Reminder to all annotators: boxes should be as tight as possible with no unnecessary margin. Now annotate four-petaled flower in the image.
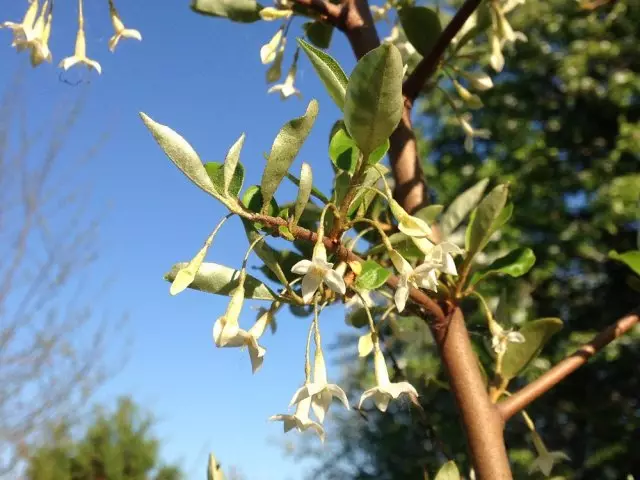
[291,243,346,304]
[490,321,525,355]
[459,114,491,152]
[269,394,325,442]
[390,250,438,312]
[423,241,464,276]
[59,0,102,74]
[212,285,267,373]
[529,431,570,477]
[260,28,283,64]
[289,345,349,422]
[358,343,418,412]
[1,0,39,46]
[107,0,142,53]
[268,50,301,100]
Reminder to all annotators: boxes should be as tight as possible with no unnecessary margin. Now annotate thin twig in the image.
[498,308,640,421]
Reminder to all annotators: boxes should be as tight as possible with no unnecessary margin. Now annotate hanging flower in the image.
[388,198,432,238]
[107,0,142,53]
[269,394,325,442]
[291,243,346,303]
[59,0,101,74]
[459,70,494,91]
[358,342,418,412]
[260,28,283,64]
[268,49,301,100]
[423,241,464,276]
[1,0,39,46]
[459,114,491,152]
[266,37,286,83]
[452,78,484,109]
[529,431,570,476]
[389,250,438,312]
[489,321,525,355]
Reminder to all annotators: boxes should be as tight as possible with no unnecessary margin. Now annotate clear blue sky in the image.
[0,2,391,478]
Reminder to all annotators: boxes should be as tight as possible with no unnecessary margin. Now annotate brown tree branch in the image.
[403,0,482,104]
[498,308,640,421]
[290,0,342,26]
[431,308,513,479]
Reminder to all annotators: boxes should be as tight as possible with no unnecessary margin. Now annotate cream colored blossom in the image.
[1,0,39,45]
[529,431,570,476]
[489,321,525,355]
[107,0,142,53]
[270,395,325,442]
[268,50,301,100]
[259,7,293,20]
[291,243,346,303]
[389,250,438,312]
[59,0,101,74]
[260,28,283,64]
[388,198,432,238]
[459,114,491,152]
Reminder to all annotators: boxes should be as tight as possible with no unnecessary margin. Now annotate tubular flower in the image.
[388,198,432,238]
[1,0,39,45]
[489,321,525,355]
[529,431,570,476]
[260,28,283,64]
[268,49,301,100]
[389,250,438,312]
[291,243,346,303]
[107,0,142,53]
[269,395,325,442]
[59,0,101,74]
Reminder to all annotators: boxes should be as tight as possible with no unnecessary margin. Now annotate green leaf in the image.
[465,184,509,258]
[261,100,319,211]
[293,163,313,225]
[368,139,389,165]
[355,260,391,290]
[223,133,245,195]
[398,7,442,57]
[333,171,351,206]
[366,232,423,260]
[205,162,245,198]
[164,262,277,300]
[434,461,461,480]
[242,185,278,216]
[440,178,489,236]
[329,126,358,174]
[285,171,329,204]
[348,164,389,216]
[609,250,640,276]
[140,112,221,201]
[469,248,536,286]
[297,39,348,110]
[302,21,333,49]
[501,318,563,380]
[344,44,404,155]
[191,0,263,23]
[415,204,443,224]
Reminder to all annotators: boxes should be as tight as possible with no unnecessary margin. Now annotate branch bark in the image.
[498,308,640,421]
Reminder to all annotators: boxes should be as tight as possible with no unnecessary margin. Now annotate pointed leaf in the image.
[140,112,220,200]
[398,7,442,57]
[465,184,509,258]
[344,44,403,155]
[501,318,563,380]
[261,100,319,211]
[329,126,358,174]
[293,163,313,225]
[348,164,389,215]
[440,178,489,236]
[415,204,443,224]
[286,171,329,204]
[297,38,348,110]
[224,133,245,195]
[609,250,640,276]
[302,21,333,49]
[469,248,536,286]
[164,262,277,300]
[355,260,390,290]
[205,162,245,198]
[434,461,461,480]
[191,0,263,23]
[367,139,389,165]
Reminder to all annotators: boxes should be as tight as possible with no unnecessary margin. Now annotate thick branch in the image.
[403,0,482,104]
[498,308,640,421]
[249,212,446,323]
[432,308,513,479]
[290,0,342,26]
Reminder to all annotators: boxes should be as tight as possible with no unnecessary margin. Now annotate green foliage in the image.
[191,0,262,23]
[469,247,536,287]
[354,261,390,290]
[293,163,313,225]
[205,161,245,198]
[329,125,390,174]
[344,44,404,155]
[434,461,460,480]
[261,100,318,211]
[501,318,563,380]
[465,184,509,260]
[439,178,489,237]
[297,39,348,110]
[609,250,640,276]
[398,7,442,58]
[26,398,182,480]
[164,262,278,300]
[302,21,333,49]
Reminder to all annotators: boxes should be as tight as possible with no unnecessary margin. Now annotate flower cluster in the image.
[1,0,141,73]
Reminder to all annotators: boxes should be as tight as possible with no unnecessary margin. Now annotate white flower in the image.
[388,198,432,238]
[452,78,484,109]
[260,28,283,64]
[59,0,101,74]
[268,61,301,100]
[1,0,39,45]
[490,32,505,72]
[13,0,52,67]
[107,0,142,53]
[389,250,438,312]
[291,243,346,303]
[212,286,268,373]
[269,394,325,442]
[423,242,464,276]
[490,321,525,355]
[460,70,494,91]
[358,344,418,412]
[529,431,570,476]
[459,115,491,152]
[289,347,349,422]
[266,38,286,83]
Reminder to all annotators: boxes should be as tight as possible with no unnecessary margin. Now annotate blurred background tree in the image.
[0,76,123,476]
[307,0,640,478]
[25,397,182,480]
